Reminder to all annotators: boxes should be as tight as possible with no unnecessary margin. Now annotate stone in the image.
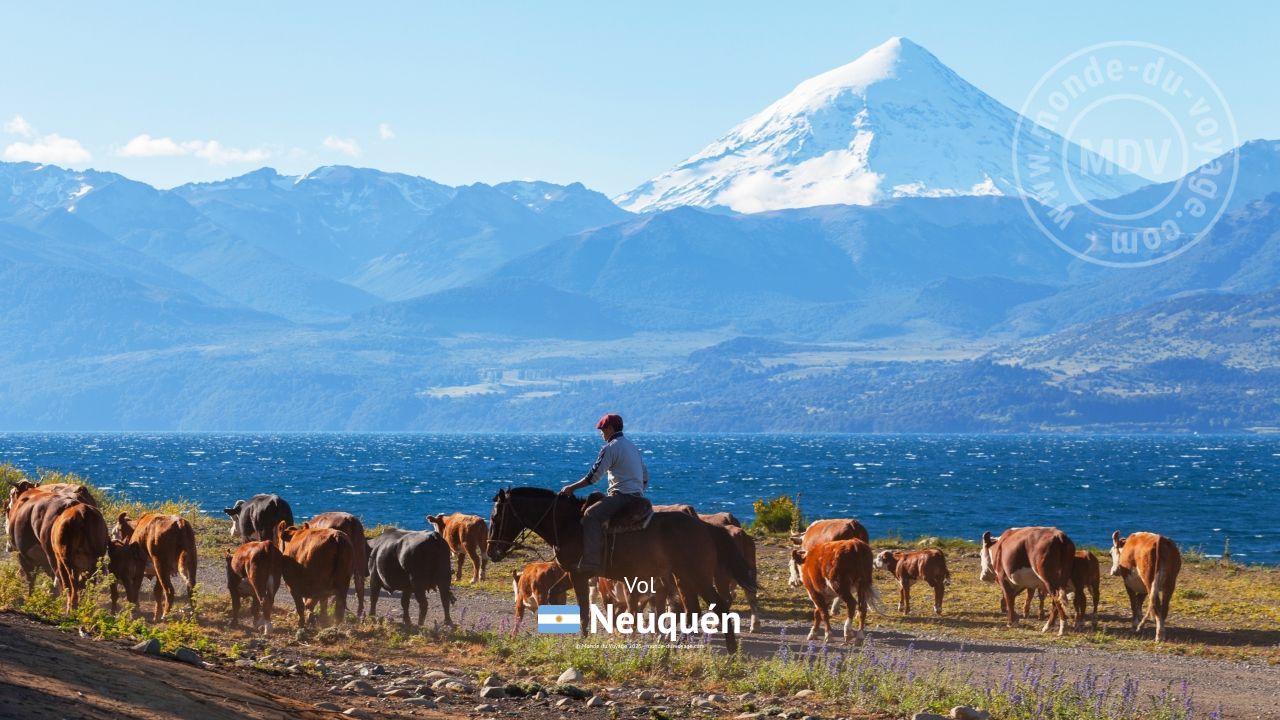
[707,694,728,703]
[234,659,254,668]
[950,709,990,720]
[480,686,506,699]
[735,714,763,720]
[132,639,161,655]
[422,670,452,680]
[692,698,713,708]
[558,667,585,684]
[359,664,386,677]
[314,660,329,673]
[342,680,376,697]
[404,697,438,708]
[445,681,473,693]
[739,692,758,701]
[342,710,372,719]
[381,688,414,698]
[636,690,660,701]
[475,704,497,712]
[174,647,203,667]
[483,674,505,688]
[432,678,453,689]
[555,698,574,708]
[793,690,816,698]
[912,714,948,720]
[314,702,342,711]
[586,696,607,708]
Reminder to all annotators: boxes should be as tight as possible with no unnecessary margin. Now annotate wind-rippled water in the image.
[1,433,1276,563]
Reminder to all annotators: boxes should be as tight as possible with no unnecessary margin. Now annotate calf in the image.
[49,503,109,612]
[792,539,881,644]
[1110,530,1181,642]
[226,540,283,634]
[513,561,571,629]
[367,527,454,626]
[107,540,146,613]
[789,518,869,587]
[308,511,369,618]
[112,513,198,621]
[426,512,487,583]
[873,549,950,615]
[224,494,293,541]
[979,526,1075,635]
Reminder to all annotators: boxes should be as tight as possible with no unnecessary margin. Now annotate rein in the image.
[493,491,571,564]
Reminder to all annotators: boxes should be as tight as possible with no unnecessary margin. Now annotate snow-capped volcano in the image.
[616,37,1150,213]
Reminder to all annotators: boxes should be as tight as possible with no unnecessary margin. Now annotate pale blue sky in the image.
[2,1,1276,193]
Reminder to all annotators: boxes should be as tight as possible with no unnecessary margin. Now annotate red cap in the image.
[595,413,623,432]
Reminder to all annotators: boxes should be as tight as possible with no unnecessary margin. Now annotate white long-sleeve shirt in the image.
[581,433,649,495]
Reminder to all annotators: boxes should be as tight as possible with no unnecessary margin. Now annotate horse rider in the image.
[559,413,650,576]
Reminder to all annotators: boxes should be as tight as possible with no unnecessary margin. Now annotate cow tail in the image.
[865,582,887,615]
[942,563,952,587]
[177,518,198,593]
[1145,538,1164,626]
[711,525,757,594]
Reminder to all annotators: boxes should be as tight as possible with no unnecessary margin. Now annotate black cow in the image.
[223,494,293,542]
[367,528,454,626]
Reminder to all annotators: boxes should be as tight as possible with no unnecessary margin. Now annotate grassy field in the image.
[2,467,1275,719]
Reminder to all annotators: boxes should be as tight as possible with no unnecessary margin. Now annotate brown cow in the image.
[979,527,1075,635]
[652,503,698,516]
[789,519,869,587]
[713,523,761,632]
[307,511,368,618]
[1009,550,1101,631]
[49,503,109,612]
[5,489,82,593]
[792,539,882,644]
[107,540,146,613]
[112,513,198,621]
[277,520,353,626]
[512,561,571,629]
[873,549,950,615]
[5,480,97,513]
[427,512,487,583]
[226,540,283,634]
[699,511,742,528]
[1111,530,1181,642]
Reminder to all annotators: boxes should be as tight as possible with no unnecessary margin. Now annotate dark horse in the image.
[485,487,756,652]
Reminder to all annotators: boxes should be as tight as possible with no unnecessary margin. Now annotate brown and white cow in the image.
[226,539,284,634]
[512,561,571,629]
[873,548,950,615]
[277,520,353,626]
[427,512,488,583]
[1110,530,1181,642]
[789,518,869,587]
[307,511,368,618]
[49,503,109,612]
[791,539,882,644]
[112,513,198,621]
[979,526,1075,635]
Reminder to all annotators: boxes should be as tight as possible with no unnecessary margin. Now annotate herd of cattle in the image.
[2,481,1184,646]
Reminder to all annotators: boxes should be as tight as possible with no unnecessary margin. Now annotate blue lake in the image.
[1,433,1275,563]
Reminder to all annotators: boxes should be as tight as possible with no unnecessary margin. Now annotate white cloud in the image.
[117,134,270,165]
[4,114,34,137]
[322,135,362,157]
[3,133,92,166]
[378,123,395,141]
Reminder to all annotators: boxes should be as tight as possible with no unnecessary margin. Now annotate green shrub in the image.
[750,494,802,534]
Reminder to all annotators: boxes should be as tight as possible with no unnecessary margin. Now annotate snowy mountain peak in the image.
[616,37,1149,214]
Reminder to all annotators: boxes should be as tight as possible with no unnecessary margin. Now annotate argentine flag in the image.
[537,604,581,634]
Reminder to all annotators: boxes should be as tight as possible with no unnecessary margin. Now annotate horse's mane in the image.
[507,486,557,499]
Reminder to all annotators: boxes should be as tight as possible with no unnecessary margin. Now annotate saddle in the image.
[584,492,654,534]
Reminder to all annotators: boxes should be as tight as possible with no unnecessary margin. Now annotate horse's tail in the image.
[710,525,757,594]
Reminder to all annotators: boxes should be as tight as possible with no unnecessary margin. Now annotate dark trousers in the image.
[581,492,648,568]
